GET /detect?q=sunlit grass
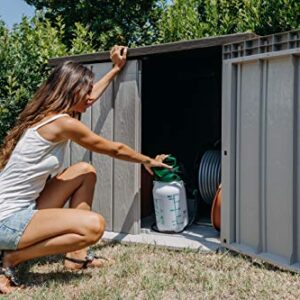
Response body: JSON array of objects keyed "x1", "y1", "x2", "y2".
[{"x1": 4, "y1": 241, "x2": 300, "y2": 300}]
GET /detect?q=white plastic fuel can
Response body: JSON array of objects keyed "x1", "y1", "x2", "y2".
[{"x1": 152, "y1": 180, "x2": 189, "y2": 232}]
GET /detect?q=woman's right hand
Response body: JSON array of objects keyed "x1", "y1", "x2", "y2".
[
  {"x1": 143, "y1": 154, "x2": 172, "y2": 175},
  {"x1": 110, "y1": 45, "x2": 128, "y2": 72}
]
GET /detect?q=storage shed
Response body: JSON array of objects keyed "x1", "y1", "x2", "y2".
[
  {"x1": 49, "y1": 30, "x2": 300, "y2": 271},
  {"x1": 222, "y1": 30, "x2": 300, "y2": 272}
]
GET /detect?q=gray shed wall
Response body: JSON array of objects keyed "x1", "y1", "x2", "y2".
[
  {"x1": 64, "y1": 61, "x2": 141, "y2": 234},
  {"x1": 222, "y1": 30, "x2": 300, "y2": 271}
]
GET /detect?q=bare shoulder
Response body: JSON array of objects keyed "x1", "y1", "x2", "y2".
[
  {"x1": 34, "y1": 114, "x2": 84, "y2": 144},
  {"x1": 56, "y1": 115, "x2": 83, "y2": 130},
  {"x1": 55, "y1": 115, "x2": 93, "y2": 140}
]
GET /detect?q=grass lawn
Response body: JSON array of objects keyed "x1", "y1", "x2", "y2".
[{"x1": 4, "y1": 241, "x2": 300, "y2": 300}]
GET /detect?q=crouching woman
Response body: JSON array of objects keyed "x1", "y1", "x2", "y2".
[{"x1": 0, "y1": 46, "x2": 170, "y2": 294}]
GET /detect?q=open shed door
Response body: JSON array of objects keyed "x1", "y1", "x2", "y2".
[
  {"x1": 90, "y1": 61, "x2": 142, "y2": 234},
  {"x1": 222, "y1": 30, "x2": 300, "y2": 271}
]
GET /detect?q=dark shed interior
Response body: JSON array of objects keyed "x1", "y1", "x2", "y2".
[{"x1": 141, "y1": 46, "x2": 222, "y2": 226}]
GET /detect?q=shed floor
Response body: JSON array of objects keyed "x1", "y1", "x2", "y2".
[{"x1": 102, "y1": 223, "x2": 220, "y2": 251}]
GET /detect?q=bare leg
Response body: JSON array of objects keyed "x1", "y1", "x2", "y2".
[
  {"x1": 3, "y1": 209, "x2": 105, "y2": 268},
  {"x1": 36, "y1": 162, "x2": 106, "y2": 268},
  {"x1": 36, "y1": 162, "x2": 97, "y2": 211},
  {"x1": 0, "y1": 162, "x2": 105, "y2": 293}
]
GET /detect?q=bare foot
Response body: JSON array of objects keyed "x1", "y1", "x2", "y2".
[
  {"x1": 0, "y1": 251, "x2": 23, "y2": 294},
  {"x1": 64, "y1": 255, "x2": 114, "y2": 270},
  {"x1": 0, "y1": 275, "x2": 18, "y2": 294}
]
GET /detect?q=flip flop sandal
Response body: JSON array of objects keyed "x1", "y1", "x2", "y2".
[
  {"x1": 64, "y1": 249, "x2": 111, "y2": 269},
  {"x1": 0, "y1": 266, "x2": 21, "y2": 287},
  {"x1": 0, "y1": 251, "x2": 22, "y2": 290}
]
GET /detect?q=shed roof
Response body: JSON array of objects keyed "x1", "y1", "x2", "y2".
[{"x1": 48, "y1": 32, "x2": 256, "y2": 66}]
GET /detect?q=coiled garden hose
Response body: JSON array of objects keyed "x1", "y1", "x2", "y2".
[{"x1": 198, "y1": 150, "x2": 221, "y2": 205}]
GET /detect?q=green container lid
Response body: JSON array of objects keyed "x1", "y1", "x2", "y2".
[{"x1": 152, "y1": 155, "x2": 182, "y2": 182}]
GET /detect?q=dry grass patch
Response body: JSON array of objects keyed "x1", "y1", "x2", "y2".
[{"x1": 3, "y1": 241, "x2": 300, "y2": 299}]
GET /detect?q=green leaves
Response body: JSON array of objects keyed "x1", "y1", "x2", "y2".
[
  {"x1": 0, "y1": 14, "x2": 101, "y2": 144},
  {"x1": 70, "y1": 23, "x2": 96, "y2": 55},
  {"x1": 158, "y1": 0, "x2": 300, "y2": 43},
  {"x1": 1, "y1": 0, "x2": 299, "y2": 145},
  {"x1": 24, "y1": 0, "x2": 165, "y2": 50}
]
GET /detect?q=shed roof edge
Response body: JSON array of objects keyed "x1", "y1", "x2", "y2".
[{"x1": 48, "y1": 32, "x2": 257, "y2": 66}]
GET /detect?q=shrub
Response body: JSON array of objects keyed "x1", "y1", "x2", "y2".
[
  {"x1": 158, "y1": 0, "x2": 300, "y2": 43},
  {"x1": 0, "y1": 15, "x2": 96, "y2": 144}
]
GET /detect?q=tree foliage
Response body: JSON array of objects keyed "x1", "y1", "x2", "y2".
[
  {"x1": 1, "y1": 0, "x2": 300, "y2": 143},
  {"x1": 158, "y1": 0, "x2": 300, "y2": 42},
  {"x1": 0, "y1": 15, "x2": 96, "y2": 143},
  {"x1": 24, "y1": 0, "x2": 164, "y2": 50},
  {"x1": 24, "y1": 1, "x2": 300, "y2": 46}
]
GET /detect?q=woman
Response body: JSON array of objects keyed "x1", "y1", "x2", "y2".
[{"x1": 0, "y1": 45, "x2": 170, "y2": 294}]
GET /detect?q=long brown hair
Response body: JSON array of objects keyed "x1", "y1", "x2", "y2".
[{"x1": 0, "y1": 61, "x2": 95, "y2": 170}]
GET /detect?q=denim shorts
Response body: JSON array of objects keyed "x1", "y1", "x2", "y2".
[{"x1": 0, "y1": 203, "x2": 38, "y2": 250}]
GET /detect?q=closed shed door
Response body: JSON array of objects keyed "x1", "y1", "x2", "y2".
[
  {"x1": 88, "y1": 60, "x2": 142, "y2": 234},
  {"x1": 222, "y1": 31, "x2": 300, "y2": 271},
  {"x1": 90, "y1": 62, "x2": 114, "y2": 231}
]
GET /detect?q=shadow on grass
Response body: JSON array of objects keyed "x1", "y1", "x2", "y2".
[
  {"x1": 17, "y1": 255, "x2": 92, "y2": 287},
  {"x1": 16, "y1": 240, "x2": 120, "y2": 287},
  {"x1": 19, "y1": 254, "x2": 64, "y2": 268},
  {"x1": 19, "y1": 240, "x2": 119, "y2": 265},
  {"x1": 20, "y1": 270, "x2": 91, "y2": 288}
]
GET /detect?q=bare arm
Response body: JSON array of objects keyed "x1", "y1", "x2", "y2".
[
  {"x1": 89, "y1": 66, "x2": 119, "y2": 103},
  {"x1": 59, "y1": 117, "x2": 171, "y2": 175},
  {"x1": 88, "y1": 46, "x2": 128, "y2": 104}
]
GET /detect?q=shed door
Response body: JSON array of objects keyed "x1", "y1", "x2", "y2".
[
  {"x1": 91, "y1": 60, "x2": 142, "y2": 234},
  {"x1": 222, "y1": 32, "x2": 300, "y2": 271}
]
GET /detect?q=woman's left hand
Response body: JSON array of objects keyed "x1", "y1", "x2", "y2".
[
  {"x1": 155, "y1": 154, "x2": 169, "y2": 163},
  {"x1": 110, "y1": 45, "x2": 128, "y2": 72},
  {"x1": 143, "y1": 154, "x2": 171, "y2": 175}
]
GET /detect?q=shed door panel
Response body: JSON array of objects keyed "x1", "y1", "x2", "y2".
[
  {"x1": 70, "y1": 64, "x2": 93, "y2": 165},
  {"x1": 91, "y1": 63, "x2": 114, "y2": 231},
  {"x1": 66, "y1": 64, "x2": 93, "y2": 209},
  {"x1": 235, "y1": 61, "x2": 261, "y2": 250},
  {"x1": 222, "y1": 48, "x2": 300, "y2": 271},
  {"x1": 70, "y1": 107, "x2": 92, "y2": 164},
  {"x1": 113, "y1": 60, "x2": 141, "y2": 234},
  {"x1": 265, "y1": 57, "x2": 295, "y2": 259}
]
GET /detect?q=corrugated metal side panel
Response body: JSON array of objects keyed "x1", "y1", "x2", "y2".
[
  {"x1": 296, "y1": 56, "x2": 300, "y2": 267},
  {"x1": 223, "y1": 30, "x2": 300, "y2": 60},
  {"x1": 222, "y1": 48, "x2": 300, "y2": 271},
  {"x1": 236, "y1": 61, "x2": 262, "y2": 250},
  {"x1": 221, "y1": 61, "x2": 237, "y2": 244},
  {"x1": 265, "y1": 57, "x2": 295, "y2": 262}
]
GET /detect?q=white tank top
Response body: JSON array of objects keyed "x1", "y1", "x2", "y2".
[{"x1": 0, "y1": 114, "x2": 70, "y2": 221}]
